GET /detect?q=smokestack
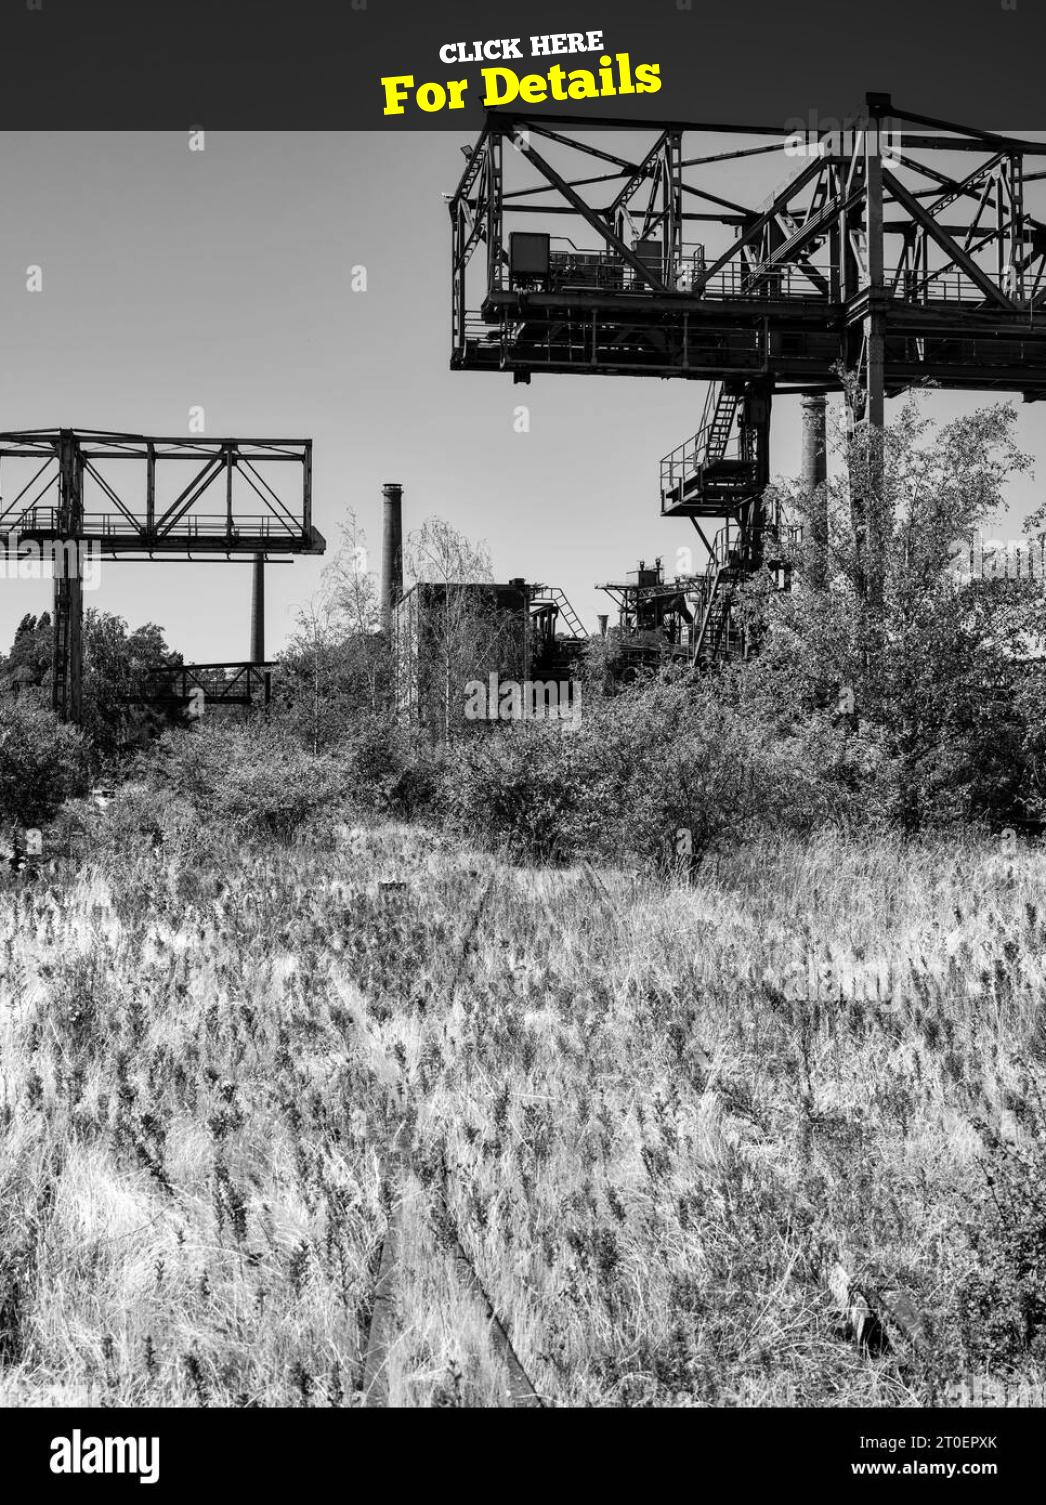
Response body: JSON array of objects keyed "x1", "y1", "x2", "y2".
[
  {"x1": 250, "y1": 554, "x2": 265, "y2": 664},
  {"x1": 381, "y1": 482, "x2": 403, "y2": 631},
  {"x1": 597, "y1": 614, "x2": 609, "y2": 637},
  {"x1": 801, "y1": 395, "x2": 828, "y2": 589}
]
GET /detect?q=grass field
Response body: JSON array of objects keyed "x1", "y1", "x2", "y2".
[{"x1": 1, "y1": 812, "x2": 1045, "y2": 1406}]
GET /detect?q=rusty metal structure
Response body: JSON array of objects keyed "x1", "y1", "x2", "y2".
[
  {"x1": 449, "y1": 95, "x2": 1046, "y2": 663},
  {"x1": 250, "y1": 555, "x2": 266, "y2": 666},
  {"x1": 596, "y1": 558, "x2": 694, "y2": 672},
  {"x1": 382, "y1": 483, "x2": 586, "y2": 732},
  {"x1": 392, "y1": 578, "x2": 529, "y2": 730},
  {"x1": 390, "y1": 574, "x2": 586, "y2": 732},
  {"x1": 124, "y1": 661, "x2": 274, "y2": 710},
  {"x1": 0, "y1": 429, "x2": 324, "y2": 721}
]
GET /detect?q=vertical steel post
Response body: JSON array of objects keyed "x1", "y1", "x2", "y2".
[
  {"x1": 801, "y1": 393, "x2": 828, "y2": 589},
  {"x1": 665, "y1": 131, "x2": 683, "y2": 277},
  {"x1": 844, "y1": 98, "x2": 889, "y2": 613},
  {"x1": 51, "y1": 429, "x2": 84, "y2": 724},
  {"x1": 250, "y1": 554, "x2": 265, "y2": 664},
  {"x1": 741, "y1": 379, "x2": 772, "y2": 571},
  {"x1": 487, "y1": 132, "x2": 503, "y2": 293},
  {"x1": 146, "y1": 440, "x2": 156, "y2": 535},
  {"x1": 302, "y1": 440, "x2": 313, "y2": 540},
  {"x1": 225, "y1": 443, "x2": 234, "y2": 535},
  {"x1": 863, "y1": 96, "x2": 888, "y2": 613},
  {"x1": 864, "y1": 103, "x2": 886, "y2": 432}
]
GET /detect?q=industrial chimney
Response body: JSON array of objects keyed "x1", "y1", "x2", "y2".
[
  {"x1": 801, "y1": 395, "x2": 828, "y2": 590},
  {"x1": 381, "y1": 482, "x2": 403, "y2": 631},
  {"x1": 597, "y1": 614, "x2": 609, "y2": 637}
]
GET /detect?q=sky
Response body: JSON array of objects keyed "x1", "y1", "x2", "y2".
[{"x1": 0, "y1": 128, "x2": 1044, "y2": 663}]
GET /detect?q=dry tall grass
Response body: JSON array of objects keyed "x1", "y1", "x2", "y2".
[{"x1": 1, "y1": 816, "x2": 1045, "y2": 1406}]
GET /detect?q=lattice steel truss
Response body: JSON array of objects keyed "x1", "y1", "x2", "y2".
[
  {"x1": 451, "y1": 93, "x2": 1046, "y2": 392},
  {"x1": 123, "y1": 662, "x2": 274, "y2": 709},
  {"x1": 0, "y1": 429, "x2": 324, "y2": 721},
  {"x1": 450, "y1": 95, "x2": 1046, "y2": 627}
]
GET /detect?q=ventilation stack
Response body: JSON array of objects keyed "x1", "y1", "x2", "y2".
[{"x1": 381, "y1": 483, "x2": 403, "y2": 632}]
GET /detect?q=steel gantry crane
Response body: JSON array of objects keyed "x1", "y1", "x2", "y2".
[{"x1": 449, "y1": 93, "x2": 1046, "y2": 661}]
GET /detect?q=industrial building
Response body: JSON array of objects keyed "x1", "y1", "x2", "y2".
[{"x1": 379, "y1": 481, "x2": 587, "y2": 734}]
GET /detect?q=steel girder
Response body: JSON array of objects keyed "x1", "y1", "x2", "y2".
[
  {"x1": 450, "y1": 96, "x2": 1046, "y2": 658},
  {"x1": 0, "y1": 430, "x2": 324, "y2": 722},
  {"x1": 449, "y1": 96, "x2": 1046, "y2": 398}
]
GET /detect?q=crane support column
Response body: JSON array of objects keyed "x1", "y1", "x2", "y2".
[
  {"x1": 802, "y1": 394, "x2": 829, "y2": 589},
  {"x1": 864, "y1": 98, "x2": 887, "y2": 612},
  {"x1": 741, "y1": 379, "x2": 772, "y2": 570},
  {"x1": 250, "y1": 554, "x2": 265, "y2": 664},
  {"x1": 52, "y1": 429, "x2": 84, "y2": 724}
]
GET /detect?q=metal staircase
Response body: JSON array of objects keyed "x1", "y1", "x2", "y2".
[
  {"x1": 688, "y1": 503, "x2": 801, "y2": 667},
  {"x1": 545, "y1": 586, "x2": 587, "y2": 639},
  {"x1": 692, "y1": 563, "x2": 727, "y2": 664},
  {"x1": 705, "y1": 384, "x2": 740, "y2": 462},
  {"x1": 660, "y1": 382, "x2": 759, "y2": 517},
  {"x1": 691, "y1": 538, "x2": 743, "y2": 666}
]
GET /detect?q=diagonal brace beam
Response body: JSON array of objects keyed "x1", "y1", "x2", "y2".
[
  {"x1": 882, "y1": 167, "x2": 1017, "y2": 310},
  {"x1": 695, "y1": 156, "x2": 828, "y2": 293},
  {"x1": 606, "y1": 131, "x2": 668, "y2": 219},
  {"x1": 155, "y1": 454, "x2": 226, "y2": 535},
  {"x1": 509, "y1": 131, "x2": 670, "y2": 292}
]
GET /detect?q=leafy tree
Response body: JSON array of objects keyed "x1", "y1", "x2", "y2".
[
  {"x1": 278, "y1": 510, "x2": 516, "y2": 748},
  {"x1": 744, "y1": 397, "x2": 1035, "y2": 829},
  {"x1": 0, "y1": 699, "x2": 84, "y2": 826},
  {"x1": 275, "y1": 511, "x2": 391, "y2": 753},
  {"x1": 404, "y1": 516, "x2": 524, "y2": 742},
  {"x1": 0, "y1": 609, "x2": 184, "y2": 773},
  {"x1": 0, "y1": 612, "x2": 53, "y2": 698},
  {"x1": 148, "y1": 721, "x2": 342, "y2": 840},
  {"x1": 80, "y1": 612, "x2": 184, "y2": 772}
]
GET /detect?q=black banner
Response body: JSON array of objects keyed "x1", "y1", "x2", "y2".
[
  {"x1": 0, "y1": 0, "x2": 1044, "y2": 129},
  {"x1": 1, "y1": 1405, "x2": 1033, "y2": 1491}
]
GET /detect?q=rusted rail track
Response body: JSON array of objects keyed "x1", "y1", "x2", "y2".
[
  {"x1": 361, "y1": 1171, "x2": 403, "y2": 1407},
  {"x1": 363, "y1": 857, "x2": 937, "y2": 1403},
  {"x1": 359, "y1": 874, "x2": 543, "y2": 1408}
]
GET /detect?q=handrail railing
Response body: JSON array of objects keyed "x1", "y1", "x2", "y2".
[
  {"x1": 660, "y1": 417, "x2": 757, "y2": 505},
  {"x1": 0, "y1": 508, "x2": 307, "y2": 539},
  {"x1": 488, "y1": 246, "x2": 1023, "y2": 308}
]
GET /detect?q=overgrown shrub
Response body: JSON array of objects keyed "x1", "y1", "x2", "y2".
[
  {"x1": 436, "y1": 672, "x2": 878, "y2": 869},
  {"x1": 577, "y1": 675, "x2": 843, "y2": 869},
  {"x1": 145, "y1": 724, "x2": 342, "y2": 840},
  {"x1": 0, "y1": 699, "x2": 85, "y2": 826},
  {"x1": 49, "y1": 782, "x2": 203, "y2": 867},
  {"x1": 955, "y1": 1101, "x2": 1046, "y2": 1370},
  {"x1": 439, "y1": 722, "x2": 589, "y2": 862},
  {"x1": 336, "y1": 716, "x2": 444, "y2": 820}
]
